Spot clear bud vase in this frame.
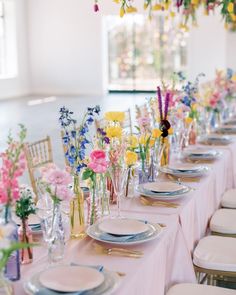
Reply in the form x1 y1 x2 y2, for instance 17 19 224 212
70 175 86 239
160 137 170 167
47 203 65 264
125 167 136 198
99 174 110 217
18 219 33 265
88 179 99 226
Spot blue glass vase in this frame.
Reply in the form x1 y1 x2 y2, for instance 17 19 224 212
0 205 20 281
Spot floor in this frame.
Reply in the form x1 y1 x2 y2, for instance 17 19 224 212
0 93 147 183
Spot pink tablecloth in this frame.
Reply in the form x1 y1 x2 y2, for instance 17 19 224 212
121 142 236 251
15 213 195 295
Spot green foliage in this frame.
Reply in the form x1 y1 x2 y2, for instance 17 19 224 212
15 192 36 220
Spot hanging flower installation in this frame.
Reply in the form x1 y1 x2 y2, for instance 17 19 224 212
92 0 236 31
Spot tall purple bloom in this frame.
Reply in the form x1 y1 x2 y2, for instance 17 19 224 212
157 86 163 121
164 92 170 120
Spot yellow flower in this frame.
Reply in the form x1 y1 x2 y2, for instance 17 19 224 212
105 111 125 122
170 11 175 18
106 126 122 138
139 134 150 145
113 0 120 3
185 117 193 125
126 6 137 13
153 3 162 10
120 6 125 17
227 2 234 13
164 2 170 10
152 128 162 139
144 2 148 9
168 127 174 135
127 135 138 149
191 0 199 5
125 150 138 166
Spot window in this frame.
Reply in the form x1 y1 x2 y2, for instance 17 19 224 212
0 0 17 79
106 15 188 91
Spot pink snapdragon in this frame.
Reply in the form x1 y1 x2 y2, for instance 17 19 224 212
87 150 109 174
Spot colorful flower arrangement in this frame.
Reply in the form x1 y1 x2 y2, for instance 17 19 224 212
92 0 236 31
59 106 100 175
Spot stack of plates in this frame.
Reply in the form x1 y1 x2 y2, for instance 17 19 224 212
87 218 162 245
198 135 232 145
216 125 236 134
182 148 221 161
137 181 191 200
160 163 209 178
24 265 120 295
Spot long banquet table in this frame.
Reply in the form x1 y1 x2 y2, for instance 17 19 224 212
16 140 236 295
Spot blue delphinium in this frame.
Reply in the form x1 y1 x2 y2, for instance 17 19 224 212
59 105 100 175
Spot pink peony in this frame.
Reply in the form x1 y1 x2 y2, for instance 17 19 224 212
88 149 109 173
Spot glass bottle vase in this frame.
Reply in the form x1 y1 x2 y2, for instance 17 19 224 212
160 138 170 167
70 175 86 239
88 178 99 226
41 203 65 264
18 219 33 265
0 205 20 281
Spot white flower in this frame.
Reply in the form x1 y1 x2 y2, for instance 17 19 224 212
19 184 36 201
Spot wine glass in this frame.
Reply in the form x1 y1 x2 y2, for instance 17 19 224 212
109 165 128 218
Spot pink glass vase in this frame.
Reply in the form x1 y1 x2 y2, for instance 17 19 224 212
18 219 33 265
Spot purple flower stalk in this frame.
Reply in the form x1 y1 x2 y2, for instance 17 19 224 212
94 3 99 12
157 86 163 121
164 92 170 120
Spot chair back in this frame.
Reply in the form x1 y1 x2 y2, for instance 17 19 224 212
24 136 53 199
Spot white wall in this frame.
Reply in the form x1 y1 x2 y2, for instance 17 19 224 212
0 0 30 100
226 31 236 70
187 8 227 82
27 0 229 95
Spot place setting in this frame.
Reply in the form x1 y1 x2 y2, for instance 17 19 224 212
24 264 121 295
181 147 222 163
215 125 236 135
86 218 162 247
198 134 233 146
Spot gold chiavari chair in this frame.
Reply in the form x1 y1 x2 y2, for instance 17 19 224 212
24 136 53 199
95 108 132 134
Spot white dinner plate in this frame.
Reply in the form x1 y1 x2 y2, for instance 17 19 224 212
160 165 209 178
142 181 185 193
184 148 217 156
24 267 120 295
87 220 162 245
166 163 203 172
39 265 104 292
98 218 149 236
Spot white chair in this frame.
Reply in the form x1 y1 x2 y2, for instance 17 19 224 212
210 209 236 237
221 189 236 209
167 283 236 295
193 236 236 284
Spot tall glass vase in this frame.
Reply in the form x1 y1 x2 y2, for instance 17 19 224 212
18 219 33 265
41 203 65 264
70 175 86 239
0 205 20 281
160 138 170 167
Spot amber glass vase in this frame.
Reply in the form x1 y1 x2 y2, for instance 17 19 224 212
70 175 86 239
